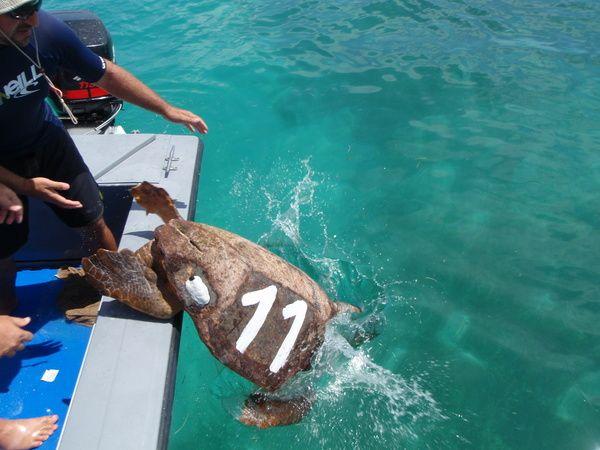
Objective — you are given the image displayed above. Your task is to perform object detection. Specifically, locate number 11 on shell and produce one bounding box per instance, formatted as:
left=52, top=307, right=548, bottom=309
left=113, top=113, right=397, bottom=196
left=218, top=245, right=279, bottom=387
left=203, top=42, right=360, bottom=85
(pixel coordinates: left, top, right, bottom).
left=235, top=286, right=308, bottom=373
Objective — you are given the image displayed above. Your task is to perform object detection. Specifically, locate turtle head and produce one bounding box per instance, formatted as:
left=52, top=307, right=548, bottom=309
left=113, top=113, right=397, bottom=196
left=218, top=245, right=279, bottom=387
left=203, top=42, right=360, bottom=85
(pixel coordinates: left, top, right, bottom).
left=151, top=220, right=215, bottom=312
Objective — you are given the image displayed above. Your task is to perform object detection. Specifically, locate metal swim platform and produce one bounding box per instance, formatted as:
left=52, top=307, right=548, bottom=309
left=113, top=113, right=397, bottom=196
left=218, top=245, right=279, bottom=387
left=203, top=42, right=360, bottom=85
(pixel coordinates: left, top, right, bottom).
left=8, top=133, right=202, bottom=450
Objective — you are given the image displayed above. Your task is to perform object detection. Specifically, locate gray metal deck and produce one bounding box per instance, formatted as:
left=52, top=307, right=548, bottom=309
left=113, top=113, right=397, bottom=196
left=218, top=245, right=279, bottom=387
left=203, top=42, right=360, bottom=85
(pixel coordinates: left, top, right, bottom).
left=40, top=134, right=204, bottom=449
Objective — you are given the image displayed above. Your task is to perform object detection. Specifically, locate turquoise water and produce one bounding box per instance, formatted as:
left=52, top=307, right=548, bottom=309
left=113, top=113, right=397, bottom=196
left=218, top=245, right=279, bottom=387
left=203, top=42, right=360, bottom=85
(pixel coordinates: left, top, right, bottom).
left=53, top=0, right=599, bottom=448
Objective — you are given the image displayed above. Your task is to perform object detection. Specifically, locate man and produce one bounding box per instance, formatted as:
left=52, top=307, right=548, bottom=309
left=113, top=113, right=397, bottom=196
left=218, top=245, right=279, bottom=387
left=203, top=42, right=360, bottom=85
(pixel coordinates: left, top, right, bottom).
left=0, top=0, right=208, bottom=314
left=0, top=181, right=58, bottom=450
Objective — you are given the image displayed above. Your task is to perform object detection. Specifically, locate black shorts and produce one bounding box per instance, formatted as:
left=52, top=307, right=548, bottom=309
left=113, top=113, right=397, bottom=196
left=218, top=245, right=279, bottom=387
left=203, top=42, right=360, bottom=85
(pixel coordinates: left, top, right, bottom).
left=0, top=125, right=104, bottom=259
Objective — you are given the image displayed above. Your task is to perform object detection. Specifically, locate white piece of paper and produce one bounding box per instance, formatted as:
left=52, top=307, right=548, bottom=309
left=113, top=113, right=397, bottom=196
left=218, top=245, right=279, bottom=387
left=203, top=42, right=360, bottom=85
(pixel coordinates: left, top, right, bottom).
left=41, top=369, right=59, bottom=383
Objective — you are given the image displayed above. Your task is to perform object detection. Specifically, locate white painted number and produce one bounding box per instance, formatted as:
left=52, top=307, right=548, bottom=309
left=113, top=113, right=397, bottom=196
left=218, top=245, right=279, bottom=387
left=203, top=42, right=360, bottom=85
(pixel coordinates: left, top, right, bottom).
left=235, top=285, right=308, bottom=373
left=235, top=285, right=277, bottom=353
left=269, top=300, right=308, bottom=373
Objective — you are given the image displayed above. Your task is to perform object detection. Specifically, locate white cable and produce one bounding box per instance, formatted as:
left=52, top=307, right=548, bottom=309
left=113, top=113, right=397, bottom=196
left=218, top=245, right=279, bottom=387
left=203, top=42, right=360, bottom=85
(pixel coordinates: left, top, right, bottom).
left=84, top=102, right=123, bottom=135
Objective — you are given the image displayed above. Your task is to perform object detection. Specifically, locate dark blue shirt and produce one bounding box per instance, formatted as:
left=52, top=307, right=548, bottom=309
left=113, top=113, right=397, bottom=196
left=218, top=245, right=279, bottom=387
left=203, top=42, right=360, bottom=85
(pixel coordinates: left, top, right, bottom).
left=0, top=10, right=106, bottom=158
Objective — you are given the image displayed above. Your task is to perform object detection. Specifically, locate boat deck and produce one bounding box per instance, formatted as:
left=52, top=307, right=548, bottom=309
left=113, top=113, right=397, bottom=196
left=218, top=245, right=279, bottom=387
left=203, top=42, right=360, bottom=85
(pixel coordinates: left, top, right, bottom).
left=0, top=269, right=91, bottom=450
left=0, top=133, right=202, bottom=450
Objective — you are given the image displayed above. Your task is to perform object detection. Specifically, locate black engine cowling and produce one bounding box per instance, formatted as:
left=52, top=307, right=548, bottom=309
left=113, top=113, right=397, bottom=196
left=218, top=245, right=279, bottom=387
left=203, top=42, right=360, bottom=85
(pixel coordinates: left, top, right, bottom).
left=49, top=10, right=122, bottom=128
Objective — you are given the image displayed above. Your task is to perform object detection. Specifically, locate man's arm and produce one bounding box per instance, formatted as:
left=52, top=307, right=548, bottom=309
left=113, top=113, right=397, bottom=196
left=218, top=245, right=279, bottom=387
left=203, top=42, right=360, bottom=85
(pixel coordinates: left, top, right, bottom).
left=0, top=167, right=27, bottom=195
left=95, top=60, right=208, bottom=134
left=0, top=166, right=82, bottom=210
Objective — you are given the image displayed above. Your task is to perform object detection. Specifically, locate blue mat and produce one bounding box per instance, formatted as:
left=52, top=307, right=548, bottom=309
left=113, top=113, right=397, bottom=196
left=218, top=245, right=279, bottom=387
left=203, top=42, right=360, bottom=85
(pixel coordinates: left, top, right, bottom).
left=0, top=269, right=92, bottom=450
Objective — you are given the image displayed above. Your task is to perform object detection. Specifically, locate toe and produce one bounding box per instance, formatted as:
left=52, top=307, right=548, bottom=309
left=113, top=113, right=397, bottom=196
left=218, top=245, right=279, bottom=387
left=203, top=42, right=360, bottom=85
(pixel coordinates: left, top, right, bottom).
left=37, top=429, right=51, bottom=438
left=44, top=414, right=59, bottom=425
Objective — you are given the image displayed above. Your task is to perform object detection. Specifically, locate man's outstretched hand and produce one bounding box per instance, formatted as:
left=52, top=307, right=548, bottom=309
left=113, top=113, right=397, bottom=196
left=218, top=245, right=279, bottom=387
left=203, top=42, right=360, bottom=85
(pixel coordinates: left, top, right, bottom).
left=0, top=183, right=23, bottom=225
left=0, top=316, right=33, bottom=358
left=24, top=178, right=83, bottom=209
left=95, top=60, right=209, bottom=134
left=162, top=106, right=208, bottom=134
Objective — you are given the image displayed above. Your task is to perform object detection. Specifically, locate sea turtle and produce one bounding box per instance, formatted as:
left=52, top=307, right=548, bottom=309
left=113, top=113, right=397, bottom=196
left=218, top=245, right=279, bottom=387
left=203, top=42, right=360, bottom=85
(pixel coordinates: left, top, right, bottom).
left=82, top=182, right=360, bottom=428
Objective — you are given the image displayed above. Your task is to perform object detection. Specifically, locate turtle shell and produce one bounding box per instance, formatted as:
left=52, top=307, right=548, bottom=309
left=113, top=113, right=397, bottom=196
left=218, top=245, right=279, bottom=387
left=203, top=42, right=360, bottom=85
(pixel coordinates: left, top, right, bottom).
left=155, top=219, right=336, bottom=391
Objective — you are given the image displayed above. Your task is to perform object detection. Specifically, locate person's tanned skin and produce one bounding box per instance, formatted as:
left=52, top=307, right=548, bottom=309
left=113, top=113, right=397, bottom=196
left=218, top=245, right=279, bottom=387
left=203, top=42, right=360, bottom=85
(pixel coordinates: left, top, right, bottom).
left=0, top=7, right=37, bottom=46
left=95, top=60, right=208, bottom=134
left=0, top=315, right=32, bottom=357
left=0, top=416, right=59, bottom=450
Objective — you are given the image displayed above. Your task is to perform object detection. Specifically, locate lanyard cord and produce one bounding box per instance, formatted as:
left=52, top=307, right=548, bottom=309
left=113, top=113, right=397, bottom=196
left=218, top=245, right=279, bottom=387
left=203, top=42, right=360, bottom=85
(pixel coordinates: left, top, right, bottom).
left=0, top=27, right=78, bottom=124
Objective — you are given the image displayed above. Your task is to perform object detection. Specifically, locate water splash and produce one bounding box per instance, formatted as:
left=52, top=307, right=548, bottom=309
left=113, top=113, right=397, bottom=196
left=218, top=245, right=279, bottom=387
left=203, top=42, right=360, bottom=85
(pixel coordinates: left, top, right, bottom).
left=213, top=315, right=445, bottom=448
left=281, top=317, right=446, bottom=448
left=253, top=158, right=347, bottom=295
left=263, top=158, right=318, bottom=246
left=224, top=158, right=445, bottom=446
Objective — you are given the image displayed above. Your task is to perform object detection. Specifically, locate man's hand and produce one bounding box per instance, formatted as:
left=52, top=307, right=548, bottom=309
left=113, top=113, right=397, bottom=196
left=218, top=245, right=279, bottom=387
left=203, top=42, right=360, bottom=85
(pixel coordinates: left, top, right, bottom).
left=24, top=178, right=83, bottom=209
left=0, top=183, right=23, bottom=225
left=0, top=316, right=33, bottom=358
left=162, top=106, right=208, bottom=134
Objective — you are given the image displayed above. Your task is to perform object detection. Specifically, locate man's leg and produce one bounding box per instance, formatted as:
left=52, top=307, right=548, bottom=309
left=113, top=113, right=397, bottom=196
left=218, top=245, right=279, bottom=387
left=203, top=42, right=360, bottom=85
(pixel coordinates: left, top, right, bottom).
left=80, top=216, right=117, bottom=253
left=37, top=127, right=117, bottom=255
left=0, top=258, right=17, bottom=315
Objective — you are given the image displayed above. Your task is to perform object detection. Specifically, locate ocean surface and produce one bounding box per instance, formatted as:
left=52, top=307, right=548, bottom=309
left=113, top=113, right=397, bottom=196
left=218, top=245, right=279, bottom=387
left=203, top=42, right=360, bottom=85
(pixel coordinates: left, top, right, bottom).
left=51, top=0, right=600, bottom=448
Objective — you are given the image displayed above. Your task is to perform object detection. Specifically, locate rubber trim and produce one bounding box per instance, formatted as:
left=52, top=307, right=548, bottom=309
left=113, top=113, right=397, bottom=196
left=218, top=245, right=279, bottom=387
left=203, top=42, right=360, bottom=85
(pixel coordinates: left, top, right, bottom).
left=156, top=137, right=203, bottom=449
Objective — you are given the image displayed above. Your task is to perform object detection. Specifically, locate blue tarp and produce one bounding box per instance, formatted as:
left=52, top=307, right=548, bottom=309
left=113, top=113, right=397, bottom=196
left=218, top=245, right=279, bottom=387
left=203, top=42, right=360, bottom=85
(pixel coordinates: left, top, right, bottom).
left=0, top=269, right=91, bottom=450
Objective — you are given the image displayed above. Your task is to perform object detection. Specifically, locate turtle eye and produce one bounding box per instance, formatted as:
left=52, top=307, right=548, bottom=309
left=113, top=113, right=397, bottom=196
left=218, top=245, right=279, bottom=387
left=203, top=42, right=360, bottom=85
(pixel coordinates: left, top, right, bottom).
left=185, top=275, right=211, bottom=307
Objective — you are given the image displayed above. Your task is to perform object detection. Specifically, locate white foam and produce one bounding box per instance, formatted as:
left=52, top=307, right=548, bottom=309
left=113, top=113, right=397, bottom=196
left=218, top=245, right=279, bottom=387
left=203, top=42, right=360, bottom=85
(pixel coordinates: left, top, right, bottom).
left=272, top=318, right=446, bottom=447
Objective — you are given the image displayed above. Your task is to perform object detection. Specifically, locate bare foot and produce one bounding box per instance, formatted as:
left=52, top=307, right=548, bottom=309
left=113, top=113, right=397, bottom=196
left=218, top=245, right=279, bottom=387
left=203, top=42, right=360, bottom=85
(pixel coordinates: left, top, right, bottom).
left=0, top=416, right=59, bottom=450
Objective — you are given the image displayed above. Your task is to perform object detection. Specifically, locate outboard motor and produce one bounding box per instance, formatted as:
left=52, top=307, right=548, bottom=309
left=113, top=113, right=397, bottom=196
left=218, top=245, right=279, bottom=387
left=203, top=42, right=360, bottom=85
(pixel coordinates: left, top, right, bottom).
left=49, top=10, right=122, bottom=131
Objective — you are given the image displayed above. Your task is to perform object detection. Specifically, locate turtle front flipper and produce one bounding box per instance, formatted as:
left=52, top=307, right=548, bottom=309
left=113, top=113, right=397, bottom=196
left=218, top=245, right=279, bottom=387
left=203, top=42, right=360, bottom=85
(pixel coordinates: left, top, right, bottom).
left=238, top=393, right=313, bottom=428
left=130, top=181, right=182, bottom=223
left=82, top=249, right=182, bottom=319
